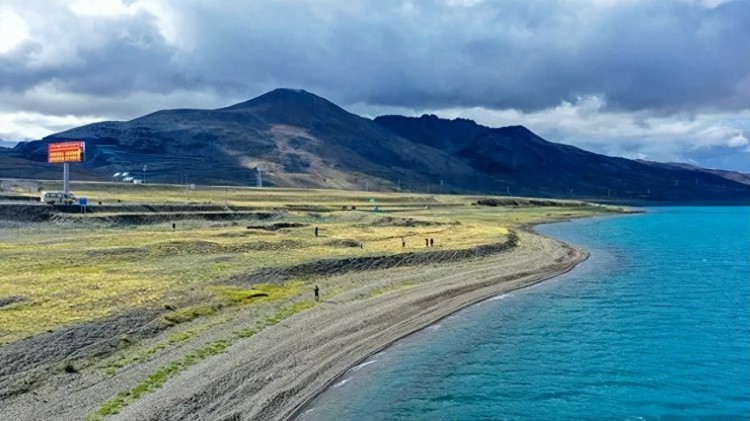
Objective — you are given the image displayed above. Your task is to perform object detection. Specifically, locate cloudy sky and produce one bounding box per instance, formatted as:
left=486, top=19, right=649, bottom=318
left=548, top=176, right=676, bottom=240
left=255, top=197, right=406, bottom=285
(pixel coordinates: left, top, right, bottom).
left=1, top=0, right=748, bottom=171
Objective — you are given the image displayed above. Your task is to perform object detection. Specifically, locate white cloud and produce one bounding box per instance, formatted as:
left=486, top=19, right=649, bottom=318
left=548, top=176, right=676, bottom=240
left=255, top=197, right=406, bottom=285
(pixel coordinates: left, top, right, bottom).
left=0, top=5, right=29, bottom=53
left=727, top=133, right=748, bottom=147
left=68, top=0, right=131, bottom=17
left=0, top=84, right=231, bottom=127
left=0, top=112, right=103, bottom=140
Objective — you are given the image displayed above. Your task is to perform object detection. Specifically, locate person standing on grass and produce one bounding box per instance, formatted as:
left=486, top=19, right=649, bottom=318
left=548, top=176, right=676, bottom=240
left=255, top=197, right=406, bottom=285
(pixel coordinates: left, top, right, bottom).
left=314, top=285, right=320, bottom=302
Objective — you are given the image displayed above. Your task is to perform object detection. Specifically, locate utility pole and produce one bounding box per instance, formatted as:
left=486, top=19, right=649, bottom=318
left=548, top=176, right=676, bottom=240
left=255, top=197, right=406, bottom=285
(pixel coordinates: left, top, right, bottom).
left=63, top=163, right=70, bottom=193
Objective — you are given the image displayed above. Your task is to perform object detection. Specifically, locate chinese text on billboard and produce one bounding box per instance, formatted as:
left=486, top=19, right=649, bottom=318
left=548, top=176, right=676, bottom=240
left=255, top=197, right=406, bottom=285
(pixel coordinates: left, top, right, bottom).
left=48, top=141, right=85, bottom=164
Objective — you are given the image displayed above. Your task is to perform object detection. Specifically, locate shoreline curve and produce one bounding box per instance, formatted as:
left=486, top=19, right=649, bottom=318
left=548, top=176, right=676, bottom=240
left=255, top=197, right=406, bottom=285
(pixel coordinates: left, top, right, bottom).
left=110, top=228, right=589, bottom=421
left=287, top=233, right=588, bottom=420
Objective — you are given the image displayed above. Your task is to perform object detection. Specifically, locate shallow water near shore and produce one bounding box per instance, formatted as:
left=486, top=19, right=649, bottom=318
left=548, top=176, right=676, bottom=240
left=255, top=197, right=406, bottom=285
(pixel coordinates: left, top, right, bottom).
left=298, top=207, right=750, bottom=420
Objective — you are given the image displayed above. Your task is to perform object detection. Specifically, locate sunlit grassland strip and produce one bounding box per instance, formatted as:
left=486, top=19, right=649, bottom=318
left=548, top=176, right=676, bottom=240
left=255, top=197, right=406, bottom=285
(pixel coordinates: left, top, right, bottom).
left=0, top=184, right=618, bottom=344
left=37, top=181, right=467, bottom=207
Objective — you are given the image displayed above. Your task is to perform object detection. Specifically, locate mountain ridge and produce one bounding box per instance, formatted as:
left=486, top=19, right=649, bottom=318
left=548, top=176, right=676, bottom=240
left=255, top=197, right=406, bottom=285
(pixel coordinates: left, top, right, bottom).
left=374, top=114, right=750, bottom=202
left=8, top=89, right=482, bottom=191
left=637, top=160, right=750, bottom=186
left=3, top=89, right=749, bottom=203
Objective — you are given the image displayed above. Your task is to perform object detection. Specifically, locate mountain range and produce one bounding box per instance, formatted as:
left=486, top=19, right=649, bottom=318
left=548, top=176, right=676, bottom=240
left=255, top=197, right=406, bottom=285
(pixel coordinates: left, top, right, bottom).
left=2, top=88, right=748, bottom=203
left=0, top=140, right=18, bottom=149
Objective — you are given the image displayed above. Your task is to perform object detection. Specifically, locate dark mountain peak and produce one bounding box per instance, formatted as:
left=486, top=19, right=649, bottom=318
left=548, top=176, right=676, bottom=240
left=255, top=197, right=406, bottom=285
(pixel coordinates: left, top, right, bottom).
left=216, top=88, right=355, bottom=128
left=380, top=113, right=485, bottom=129
left=221, top=88, right=334, bottom=111
left=419, top=113, right=441, bottom=121
left=494, top=124, right=536, bottom=137
left=480, top=125, right=549, bottom=146
left=376, top=115, right=544, bottom=150
left=273, top=87, right=311, bottom=94
left=377, top=114, right=488, bottom=131
left=421, top=114, right=479, bottom=125
left=375, top=114, right=489, bottom=153
left=253, top=87, right=318, bottom=102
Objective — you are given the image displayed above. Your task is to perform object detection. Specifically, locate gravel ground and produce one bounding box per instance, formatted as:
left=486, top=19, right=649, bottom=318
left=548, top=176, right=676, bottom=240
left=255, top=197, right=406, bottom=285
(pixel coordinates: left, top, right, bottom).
left=0, top=230, right=586, bottom=421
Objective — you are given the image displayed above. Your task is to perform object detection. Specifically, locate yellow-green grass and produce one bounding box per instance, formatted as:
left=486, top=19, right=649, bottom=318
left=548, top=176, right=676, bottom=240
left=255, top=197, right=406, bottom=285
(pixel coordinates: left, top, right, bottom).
left=211, top=282, right=307, bottom=305
left=89, top=294, right=320, bottom=420
left=88, top=339, right=231, bottom=421
left=100, top=311, right=235, bottom=376
left=41, top=181, right=459, bottom=209
left=0, top=185, right=616, bottom=344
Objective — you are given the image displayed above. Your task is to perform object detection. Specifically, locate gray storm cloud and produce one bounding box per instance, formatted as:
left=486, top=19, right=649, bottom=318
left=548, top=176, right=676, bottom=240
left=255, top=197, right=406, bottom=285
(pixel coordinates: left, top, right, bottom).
left=2, top=0, right=748, bottom=113
left=0, top=0, right=748, bottom=170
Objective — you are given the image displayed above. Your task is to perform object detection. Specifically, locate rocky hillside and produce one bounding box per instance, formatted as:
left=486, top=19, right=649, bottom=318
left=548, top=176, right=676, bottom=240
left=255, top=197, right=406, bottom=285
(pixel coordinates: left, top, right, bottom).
left=4, top=89, right=749, bottom=203
left=375, top=114, right=750, bottom=203
left=10, top=89, right=480, bottom=190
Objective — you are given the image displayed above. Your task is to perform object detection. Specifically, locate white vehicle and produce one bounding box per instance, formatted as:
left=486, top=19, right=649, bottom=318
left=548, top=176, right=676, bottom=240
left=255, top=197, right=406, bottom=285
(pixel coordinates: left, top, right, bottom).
left=42, top=191, right=76, bottom=205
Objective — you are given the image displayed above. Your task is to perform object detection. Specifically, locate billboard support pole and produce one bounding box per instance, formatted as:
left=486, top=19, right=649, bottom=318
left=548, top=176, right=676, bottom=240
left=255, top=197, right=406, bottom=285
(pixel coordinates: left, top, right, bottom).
left=63, top=163, right=70, bottom=193
left=48, top=141, right=83, bottom=194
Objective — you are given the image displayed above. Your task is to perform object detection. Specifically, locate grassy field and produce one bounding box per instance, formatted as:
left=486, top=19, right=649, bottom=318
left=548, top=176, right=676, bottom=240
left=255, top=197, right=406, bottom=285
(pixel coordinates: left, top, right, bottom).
left=0, top=181, right=619, bottom=344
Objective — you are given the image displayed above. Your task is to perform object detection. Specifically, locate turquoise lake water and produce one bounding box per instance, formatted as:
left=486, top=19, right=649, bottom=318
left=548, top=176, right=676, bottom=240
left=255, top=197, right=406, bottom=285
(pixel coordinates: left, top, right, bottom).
left=298, top=207, right=750, bottom=421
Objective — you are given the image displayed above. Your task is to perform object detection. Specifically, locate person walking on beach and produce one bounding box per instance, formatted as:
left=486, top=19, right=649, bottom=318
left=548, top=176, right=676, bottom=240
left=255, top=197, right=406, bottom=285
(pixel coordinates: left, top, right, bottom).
left=314, top=285, right=320, bottom=302
left=430, top=238, right=434, bottom=247
left=314, top=226, right=319, bottom=237
left=401, top=237, right=406, bottom=248
left=425, top=238, right=429, bottom=247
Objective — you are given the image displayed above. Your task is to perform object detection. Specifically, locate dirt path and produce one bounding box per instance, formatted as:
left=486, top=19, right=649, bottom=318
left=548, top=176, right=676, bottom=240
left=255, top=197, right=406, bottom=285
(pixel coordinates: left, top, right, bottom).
left=0, top=231, right=585, bottom=421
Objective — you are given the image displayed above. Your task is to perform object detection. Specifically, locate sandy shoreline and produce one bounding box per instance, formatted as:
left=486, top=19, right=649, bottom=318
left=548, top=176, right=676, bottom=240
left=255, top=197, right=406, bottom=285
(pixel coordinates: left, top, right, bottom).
left=290, top=234, right=588, bottom=420
left=0, top=229, right=587, bottom=421
left=116, top=230, right=586, bottom=421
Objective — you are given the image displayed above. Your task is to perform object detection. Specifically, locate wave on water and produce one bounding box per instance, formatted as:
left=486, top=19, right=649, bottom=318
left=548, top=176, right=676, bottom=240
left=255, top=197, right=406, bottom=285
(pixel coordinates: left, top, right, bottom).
left=350, top=360, right=377, bottom=372
left=333, top=378, right=350, bottom=388
left=487, top=293, right=509, bottom=302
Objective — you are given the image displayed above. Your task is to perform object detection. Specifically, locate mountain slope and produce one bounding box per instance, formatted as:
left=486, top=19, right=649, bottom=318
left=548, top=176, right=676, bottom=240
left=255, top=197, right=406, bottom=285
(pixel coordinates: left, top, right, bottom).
left=5, top=89, right=749, bottom=202
left=13, top=89, right=480, bottom=189
left=375, top=114, right=750, bottom=202
left=637, top=160, right=750, bottom=186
